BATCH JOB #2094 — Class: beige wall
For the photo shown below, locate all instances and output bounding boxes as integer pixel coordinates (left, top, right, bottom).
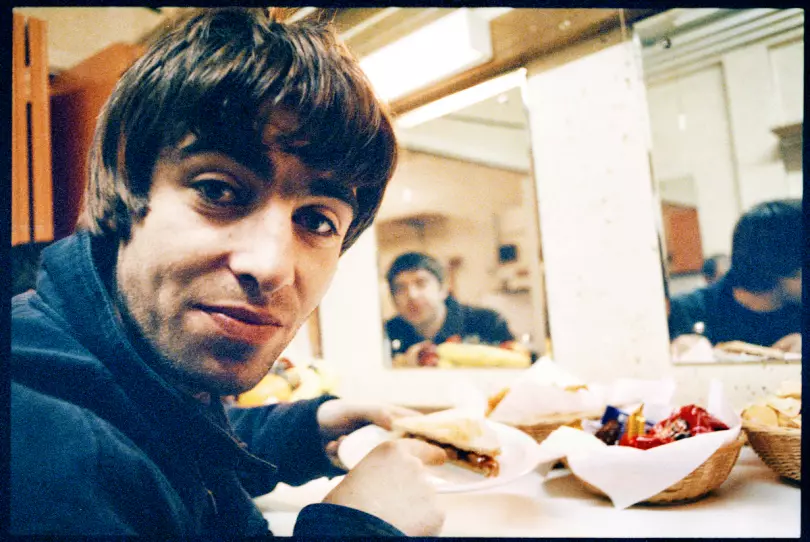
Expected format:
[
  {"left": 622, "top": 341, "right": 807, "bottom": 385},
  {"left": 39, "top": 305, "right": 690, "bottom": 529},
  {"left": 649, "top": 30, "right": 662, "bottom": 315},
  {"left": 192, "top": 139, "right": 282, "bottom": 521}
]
[{"left": 648, "top": 36, "right": 804, "bottom": 258}]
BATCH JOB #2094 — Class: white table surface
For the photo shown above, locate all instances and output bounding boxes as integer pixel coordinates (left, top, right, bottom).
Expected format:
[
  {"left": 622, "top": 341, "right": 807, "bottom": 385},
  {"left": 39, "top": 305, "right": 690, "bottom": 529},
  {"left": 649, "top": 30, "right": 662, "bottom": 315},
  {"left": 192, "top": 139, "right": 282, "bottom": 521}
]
[{"left": 253, "top": 446, "right": 800, "bottom": 538}]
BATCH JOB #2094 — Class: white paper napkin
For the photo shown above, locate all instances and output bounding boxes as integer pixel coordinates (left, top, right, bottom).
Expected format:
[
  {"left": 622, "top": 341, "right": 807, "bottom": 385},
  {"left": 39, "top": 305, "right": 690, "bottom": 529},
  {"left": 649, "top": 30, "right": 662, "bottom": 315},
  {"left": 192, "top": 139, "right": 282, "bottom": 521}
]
[
  {"left": 534, "top": 379, "right": 741, "bottom": 509},
  {"left": 487, "top": 359, "right": 677, "bottom": 426},
  {"left": 487, "top": 359, "right": 604, "bottom": 424}
]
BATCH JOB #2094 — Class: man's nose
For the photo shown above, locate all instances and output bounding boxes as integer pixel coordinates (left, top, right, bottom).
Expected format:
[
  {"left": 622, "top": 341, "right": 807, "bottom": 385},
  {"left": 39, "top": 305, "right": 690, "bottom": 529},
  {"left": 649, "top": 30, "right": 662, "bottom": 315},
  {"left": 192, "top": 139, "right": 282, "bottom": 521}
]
[
  {"left": 405, "top": 284, "right": 421, "bottom": 299},
  {"left": 228, "top": 207, "right": 296, "bottom": 295}
]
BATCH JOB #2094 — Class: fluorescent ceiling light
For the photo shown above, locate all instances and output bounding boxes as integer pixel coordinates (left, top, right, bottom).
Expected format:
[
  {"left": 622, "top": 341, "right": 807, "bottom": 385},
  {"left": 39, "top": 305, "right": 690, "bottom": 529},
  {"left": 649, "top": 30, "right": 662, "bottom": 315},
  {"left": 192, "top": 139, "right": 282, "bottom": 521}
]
[
  {"left": 395, "top": 68, "right": 526, "bottom": 128},
  {"left": 360, "top": 8, "right": 493, "bottom": 102}
]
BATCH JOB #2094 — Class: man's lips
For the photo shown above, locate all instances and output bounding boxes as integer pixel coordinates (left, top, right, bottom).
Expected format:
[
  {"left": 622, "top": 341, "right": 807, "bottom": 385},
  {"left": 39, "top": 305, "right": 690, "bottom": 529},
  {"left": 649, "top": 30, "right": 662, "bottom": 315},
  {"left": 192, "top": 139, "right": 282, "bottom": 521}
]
[{"left": 196, "top": 304, "right": 285, "bottom": 345}]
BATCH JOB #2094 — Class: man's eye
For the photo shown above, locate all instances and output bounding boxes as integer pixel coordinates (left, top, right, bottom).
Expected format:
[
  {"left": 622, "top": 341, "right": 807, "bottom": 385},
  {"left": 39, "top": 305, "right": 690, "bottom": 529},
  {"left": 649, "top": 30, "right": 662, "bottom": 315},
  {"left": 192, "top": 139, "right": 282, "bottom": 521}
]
[
  {"left": 295, "top": 208, "right": 338, "bottom": 237},
  {"left": 193, "top": 180, "right": 244, "bottom": 206}
]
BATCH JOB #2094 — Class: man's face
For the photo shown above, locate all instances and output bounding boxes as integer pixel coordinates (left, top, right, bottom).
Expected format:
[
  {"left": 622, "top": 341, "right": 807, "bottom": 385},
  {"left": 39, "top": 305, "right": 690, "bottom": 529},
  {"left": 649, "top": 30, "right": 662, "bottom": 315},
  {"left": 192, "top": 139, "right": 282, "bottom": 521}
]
[
  {"left": 778, "top": 268, "right": 802, "bottom": 304},
  {"left": 116, "top": 119, "right": 356, "bottom": 396},
  {"left": 391, "top": 268, "right": 448, "bottom": 328}
]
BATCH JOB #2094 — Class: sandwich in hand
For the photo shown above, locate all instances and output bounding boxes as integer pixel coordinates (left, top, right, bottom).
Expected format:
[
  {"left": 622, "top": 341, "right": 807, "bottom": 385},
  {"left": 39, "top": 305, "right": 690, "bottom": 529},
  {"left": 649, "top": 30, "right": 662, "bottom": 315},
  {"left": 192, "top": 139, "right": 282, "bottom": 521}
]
[{"left": 392, "top": 412, "right": 502, "bottom": 477}]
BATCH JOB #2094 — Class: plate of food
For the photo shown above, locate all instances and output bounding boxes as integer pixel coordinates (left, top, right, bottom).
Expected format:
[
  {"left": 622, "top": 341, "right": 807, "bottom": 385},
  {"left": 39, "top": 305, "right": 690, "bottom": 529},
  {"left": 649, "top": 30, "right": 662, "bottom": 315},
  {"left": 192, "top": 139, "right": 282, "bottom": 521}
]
[{"left": 337, "top": 409, "right": 542, "bottom": 493}]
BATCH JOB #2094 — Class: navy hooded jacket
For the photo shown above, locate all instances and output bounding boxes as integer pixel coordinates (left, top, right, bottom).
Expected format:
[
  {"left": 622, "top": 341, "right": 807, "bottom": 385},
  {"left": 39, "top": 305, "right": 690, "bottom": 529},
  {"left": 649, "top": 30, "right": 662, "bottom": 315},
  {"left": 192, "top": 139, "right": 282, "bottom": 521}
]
[{"left": 10, "top": 230, "right": 402, "bottom": 537}]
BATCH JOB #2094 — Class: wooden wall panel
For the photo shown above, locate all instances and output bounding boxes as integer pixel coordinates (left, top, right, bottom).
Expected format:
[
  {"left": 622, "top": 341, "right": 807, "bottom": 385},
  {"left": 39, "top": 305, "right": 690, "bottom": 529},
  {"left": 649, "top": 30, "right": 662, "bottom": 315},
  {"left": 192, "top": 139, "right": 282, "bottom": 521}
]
[
  {"left": 11, "top": 13, "right": 31, "bottom": 246},
  {"left": 12, "top": 13, "right": 54, "bottom": 245},
  {"left": 28, "top": 17, "right": 54, "bottom": 242}
]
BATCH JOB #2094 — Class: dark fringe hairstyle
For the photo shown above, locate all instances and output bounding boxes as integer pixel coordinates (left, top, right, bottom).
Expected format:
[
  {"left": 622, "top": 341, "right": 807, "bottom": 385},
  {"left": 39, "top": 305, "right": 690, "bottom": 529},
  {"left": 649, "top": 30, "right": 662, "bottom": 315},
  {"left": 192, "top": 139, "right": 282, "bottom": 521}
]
[
  {"left": 727, "top": 198, "right": 802, "bottom": 292},
  {"left": 386, "top": 252, "right": 446, "bottom": 293},
  {"left": 82, "top": 7, "right": 397, "bottom": 252}
]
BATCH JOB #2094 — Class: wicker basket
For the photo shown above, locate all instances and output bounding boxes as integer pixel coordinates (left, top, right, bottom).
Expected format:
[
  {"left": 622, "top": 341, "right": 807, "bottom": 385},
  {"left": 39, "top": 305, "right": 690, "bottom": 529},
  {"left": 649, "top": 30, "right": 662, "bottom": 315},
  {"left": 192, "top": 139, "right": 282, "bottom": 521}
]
[
  {"left": 575, "top": 435, "right": 745, "bottom": 504},
  {"left": 743, "top": 422, "right": 801, "bottom": 481},
  {"left": 512, "top": 411, "right": 603, "bottom": 444}
]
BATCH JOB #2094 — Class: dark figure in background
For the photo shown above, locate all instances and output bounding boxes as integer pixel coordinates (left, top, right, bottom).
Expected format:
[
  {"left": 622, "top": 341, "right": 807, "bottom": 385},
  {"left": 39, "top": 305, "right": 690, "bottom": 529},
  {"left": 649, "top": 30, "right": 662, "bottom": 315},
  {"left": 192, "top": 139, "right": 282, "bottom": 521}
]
[
  {"left": 11, "top": 8, "right": 446, "bottom": 537},
  {"left": 701, "top": 253, "right": 730, "bottom": 285},
  {"left": 668, "top": 199, "right": 802, "bottom": 352},
  {"left": 384, "top": 252, "right": 514, "bottom": 357}
]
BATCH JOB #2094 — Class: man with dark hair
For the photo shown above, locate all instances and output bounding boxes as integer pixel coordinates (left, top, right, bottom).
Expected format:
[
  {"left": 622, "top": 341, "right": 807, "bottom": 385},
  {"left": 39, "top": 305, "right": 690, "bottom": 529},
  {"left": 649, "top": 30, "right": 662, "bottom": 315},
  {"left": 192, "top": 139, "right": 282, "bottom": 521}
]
[
  {"left": 701, "top": 253, "right": 730, "bottom": 285},
  {"left": 385, "top": 251, "right": 515, "bottom": 361},
  {"left": 668, "top": 199, "right": 802, "bottom": 351},
  {"left": 11, "top": 8, "right": 446, "bottom": 537}
]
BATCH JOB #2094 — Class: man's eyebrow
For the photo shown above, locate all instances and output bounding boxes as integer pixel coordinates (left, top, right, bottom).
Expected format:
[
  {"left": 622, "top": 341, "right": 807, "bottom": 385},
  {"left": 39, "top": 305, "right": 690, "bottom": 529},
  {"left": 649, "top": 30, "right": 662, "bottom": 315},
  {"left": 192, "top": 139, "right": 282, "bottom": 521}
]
[
  {"left": 309, "top": 179, "right": 359, "bottom": 219},
  {"left": 175, "top": 138, "right": 272, "bottom": 177}
]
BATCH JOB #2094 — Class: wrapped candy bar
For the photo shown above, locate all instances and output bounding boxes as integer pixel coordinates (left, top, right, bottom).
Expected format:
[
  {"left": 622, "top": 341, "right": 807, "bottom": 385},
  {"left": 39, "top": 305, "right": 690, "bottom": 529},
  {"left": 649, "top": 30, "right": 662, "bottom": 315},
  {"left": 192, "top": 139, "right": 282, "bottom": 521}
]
[
  {"left": 630, "top": 405, "right": 729, "bottom": 450},
  {"left": 592, "top": 405, "right": 654, "bottom": 445}
]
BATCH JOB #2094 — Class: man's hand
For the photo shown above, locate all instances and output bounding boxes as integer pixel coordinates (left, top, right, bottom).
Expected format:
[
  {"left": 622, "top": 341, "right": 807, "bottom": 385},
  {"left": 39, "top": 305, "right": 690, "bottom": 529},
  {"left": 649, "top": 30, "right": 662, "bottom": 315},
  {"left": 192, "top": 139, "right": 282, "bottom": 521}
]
[
  {"left": 323, "top": 438, "right": 446, "bottom": 536},
  {"left": 772, "top": 333, "right": 801, "bottom": 353},
  {"left": 316, "top": 399, "right": 421, "bottom": 442}
]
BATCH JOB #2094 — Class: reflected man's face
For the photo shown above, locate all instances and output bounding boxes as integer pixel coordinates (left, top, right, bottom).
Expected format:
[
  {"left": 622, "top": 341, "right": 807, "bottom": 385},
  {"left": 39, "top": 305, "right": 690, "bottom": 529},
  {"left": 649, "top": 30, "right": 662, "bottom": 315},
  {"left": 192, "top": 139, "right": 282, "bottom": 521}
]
[{"left": 391, "top": 268, "right": 448, "bottom": 328}]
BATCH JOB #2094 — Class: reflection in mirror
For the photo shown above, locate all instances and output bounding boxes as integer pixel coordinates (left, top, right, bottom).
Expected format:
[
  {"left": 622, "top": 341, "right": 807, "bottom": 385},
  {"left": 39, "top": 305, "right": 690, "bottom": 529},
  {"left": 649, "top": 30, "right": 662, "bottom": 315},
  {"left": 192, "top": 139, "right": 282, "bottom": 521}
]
[
  {"left": 635, "top": 8, "right": 804, "bottom": 364},
  {"left": 375, "top": 70, "right": 549, "bottom": 369}
]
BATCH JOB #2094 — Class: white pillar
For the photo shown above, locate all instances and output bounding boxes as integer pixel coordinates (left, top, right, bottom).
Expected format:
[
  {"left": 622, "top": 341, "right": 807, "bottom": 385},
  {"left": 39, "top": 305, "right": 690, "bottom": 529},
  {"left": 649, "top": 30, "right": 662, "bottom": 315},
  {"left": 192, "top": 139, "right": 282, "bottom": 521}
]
[{"left": 525, "top": 35, "right": 672, "bottom": 383}]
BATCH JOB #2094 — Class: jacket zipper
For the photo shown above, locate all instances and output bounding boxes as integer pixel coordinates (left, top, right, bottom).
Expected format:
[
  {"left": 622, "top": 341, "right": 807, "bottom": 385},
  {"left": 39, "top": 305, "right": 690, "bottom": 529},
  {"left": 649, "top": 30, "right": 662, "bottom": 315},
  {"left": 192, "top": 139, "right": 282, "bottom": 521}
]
[{"left": 206, "top": 488, "right": 218, "bottom": 517}]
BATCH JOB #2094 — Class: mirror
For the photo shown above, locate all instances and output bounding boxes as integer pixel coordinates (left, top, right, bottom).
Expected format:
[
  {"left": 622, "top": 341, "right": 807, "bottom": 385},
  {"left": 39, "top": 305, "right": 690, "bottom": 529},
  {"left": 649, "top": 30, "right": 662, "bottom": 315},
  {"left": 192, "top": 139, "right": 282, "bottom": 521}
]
[
  {"left": 374, "top": 70, "right": 550, "bottom": 368},
  {"left": 635, "top": 8, "right": 804, "bottom": 363}
]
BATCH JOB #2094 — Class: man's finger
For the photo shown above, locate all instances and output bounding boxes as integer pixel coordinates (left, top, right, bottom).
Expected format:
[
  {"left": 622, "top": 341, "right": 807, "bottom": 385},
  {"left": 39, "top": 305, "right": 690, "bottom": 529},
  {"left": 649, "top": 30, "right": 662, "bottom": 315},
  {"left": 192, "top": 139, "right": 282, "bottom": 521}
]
[
  {"left": 365, "top": 405, "right": 423, "bottom": 431},
  {"left": 398, "top": 438, "right": 448, "bottom": 466}
]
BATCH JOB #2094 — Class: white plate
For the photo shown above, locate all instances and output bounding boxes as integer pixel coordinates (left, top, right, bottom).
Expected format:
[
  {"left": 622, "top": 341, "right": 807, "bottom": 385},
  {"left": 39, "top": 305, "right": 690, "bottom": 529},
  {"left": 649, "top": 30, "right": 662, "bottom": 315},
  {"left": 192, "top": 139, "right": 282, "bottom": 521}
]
[{"left": 337, "top": 421, "right": 542, "bottom": 493}]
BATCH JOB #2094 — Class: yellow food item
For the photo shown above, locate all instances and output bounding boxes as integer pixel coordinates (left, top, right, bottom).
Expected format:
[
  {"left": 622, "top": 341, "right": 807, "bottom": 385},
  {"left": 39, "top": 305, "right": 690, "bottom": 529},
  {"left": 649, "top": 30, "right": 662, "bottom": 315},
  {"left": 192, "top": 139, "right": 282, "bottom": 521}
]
[
  {"left": 776, "top": 380, "right": 801, "bottom": 399},
  {"left": 767, "top": 396, "right": 801, "bottom": 419},
  {"left": 564, "top": 384, "right": 588, "bottom": 392},
  {"left": 435, "top": 343, "right": 531, "bottom": 368},
  {"left": 776, "top": 411, "right": 801, "bottom": 429},
  {"left": 236, "top": 373, "right": 292, "bottom": 407},
  {"left": 741, "top": 403, "right": 779, "bottom": 426},
  {"left": 289, "top": 367, "right": 325, "bottom": 401},
  {"left": 486, "top": 387, "right": 510, "bottom": 416},
  {"left": 741, "top": 381, "right": 801, "bottom": 429}
]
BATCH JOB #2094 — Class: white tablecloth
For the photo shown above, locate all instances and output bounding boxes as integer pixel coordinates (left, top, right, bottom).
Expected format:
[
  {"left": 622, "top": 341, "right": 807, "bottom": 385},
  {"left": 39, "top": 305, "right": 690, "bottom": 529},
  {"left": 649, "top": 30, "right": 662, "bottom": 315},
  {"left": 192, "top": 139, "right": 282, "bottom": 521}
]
[{"left": 253, "top": 446, "right": 800, "bottom": 537}]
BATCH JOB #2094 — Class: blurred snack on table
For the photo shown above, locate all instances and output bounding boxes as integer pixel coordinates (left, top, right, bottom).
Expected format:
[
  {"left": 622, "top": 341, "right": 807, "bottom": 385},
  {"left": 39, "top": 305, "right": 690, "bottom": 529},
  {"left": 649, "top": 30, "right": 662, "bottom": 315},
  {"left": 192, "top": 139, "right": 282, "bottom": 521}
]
[
  {"left": 392, "top": 338, "right": 531, "bottom": 368},
  {"left": 234, "top": 373, "right": 293, "bottom": 407},
  {"left": 234, "top": 356, "right": 335, "bottom": 407},
  {"left": 741, "top": 380, "right": 801, "bottom": 481},
  {"left": 436, "top": 341, "right": 531, "bottom": 368}
]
